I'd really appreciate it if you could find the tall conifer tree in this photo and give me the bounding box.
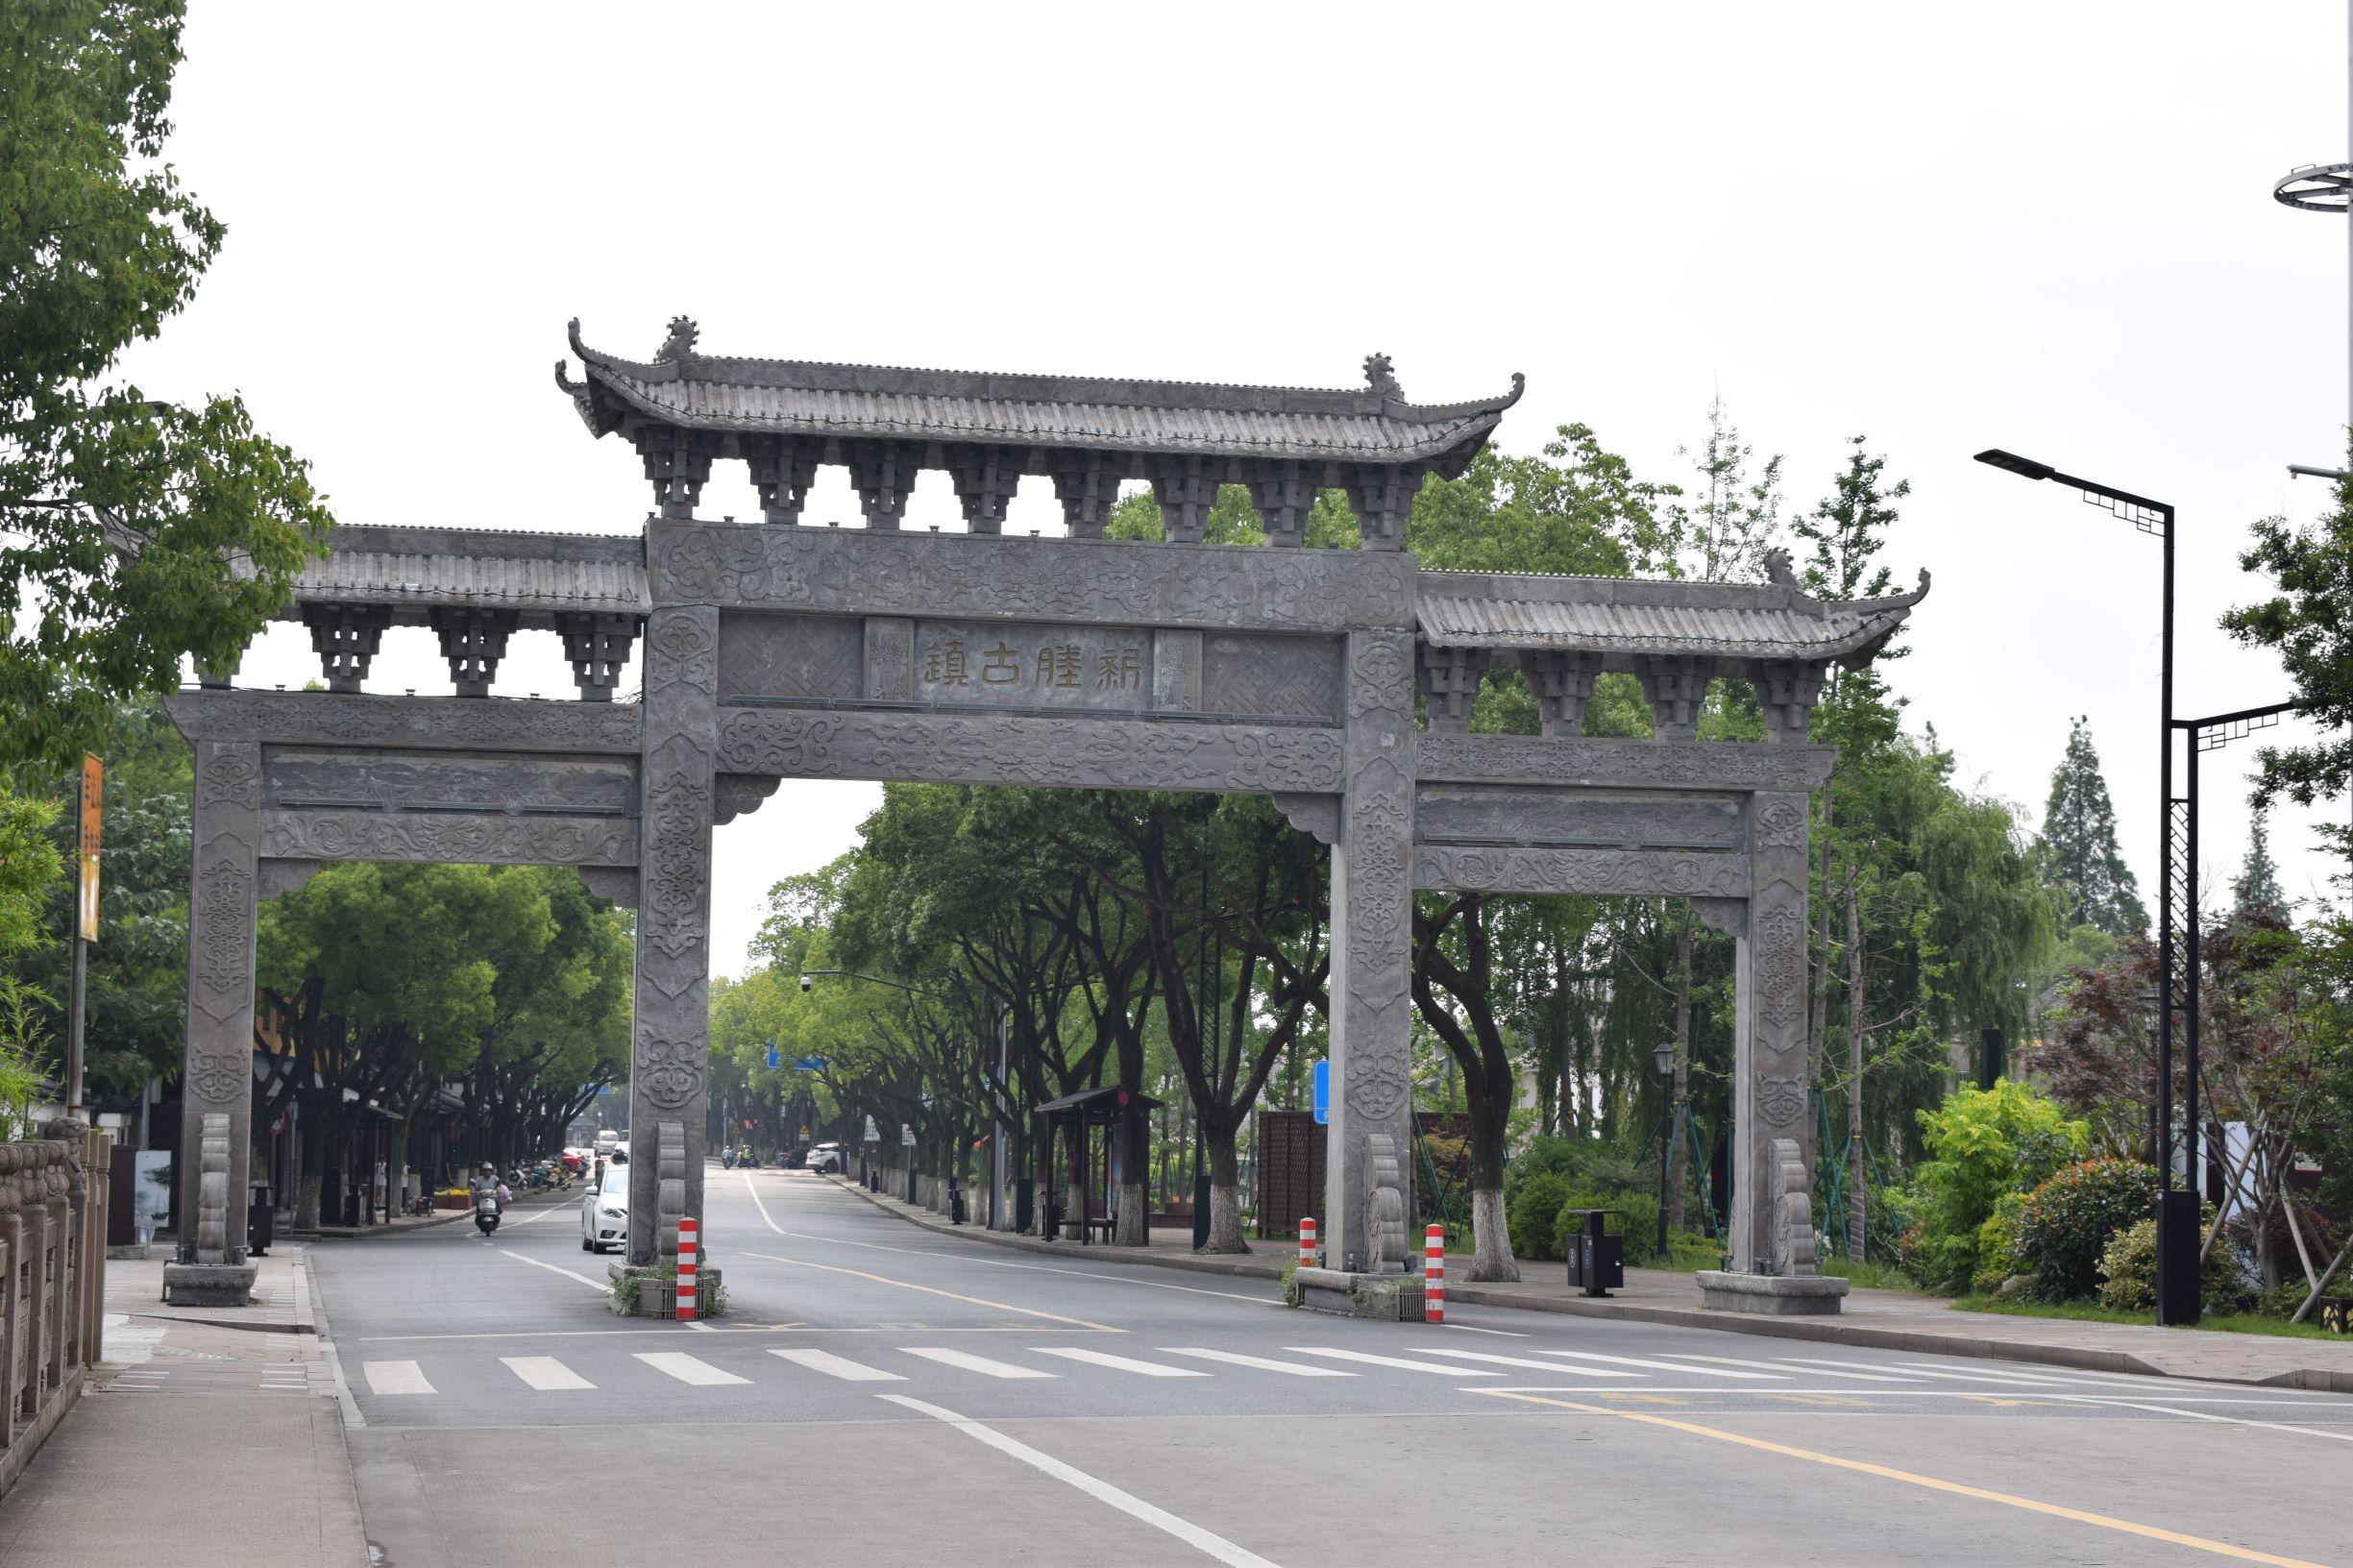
[2042,718,2147,937]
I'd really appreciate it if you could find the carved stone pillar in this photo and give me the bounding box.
[0,1149,16,1443]
[1527,651,1604,738]
[1636,654,1712,742]
[628,605,717,1266]
[302,604,392,694]
[1323,628,1415,1270]
[176,741,258,1273]
[557,612,641,701]
[1731,790,1810,1271]
[430,607,520,698]
[1415,645,1488,733]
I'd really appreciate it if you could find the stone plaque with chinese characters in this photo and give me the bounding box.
[912,621,1153,711]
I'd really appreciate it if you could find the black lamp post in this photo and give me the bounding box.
[1651,1041,1676,1261]
[1973,450,2202,1324]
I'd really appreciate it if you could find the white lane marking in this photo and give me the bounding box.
[1419,1349,1642,1376]
[1673,1354,1923,1383]
[1777,1357,2067,1387]
[362,1360,435,1395]
[495,1249,608,1290]
[1883,1360,2083,1385]
[770,1348,905,1383]
[1895,1361,2154,1388]
[1537,1350,1780,1379]
[1032,1347,1209,1379]
[881,1395,1285,1568]
[2044,1393,2353,1444]
[635,1352,751,1386]
[1287,1346,1497,1376]
[508,1204,569,1224]
[903,1347,1059,1380]
[502,1356,596,1390]
[1436,1321,1528,1336]
[684,1319,716,1333]
[1161,1348,1355,1378]
[741,1174,1274,1307]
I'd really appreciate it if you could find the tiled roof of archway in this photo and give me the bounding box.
[1419,570,1929,664]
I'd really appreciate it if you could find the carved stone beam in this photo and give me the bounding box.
[1051,453,1119,540]
[1416,644,1489,733]
[301,603,392,695]
[429,607,520,698]
[1752,658,1826,744]
[1343,463,1421,552]
[1247,460,1318,548]
[1634,654,1713,742]
[1414,845,1749,897]
[846,439,924,531]
[1151,457,1218,545]
[945,444,1023,536]
[632,425,717,520]
[557,611,642,702]
[744,434,822,526]
[1526,650,1605,739]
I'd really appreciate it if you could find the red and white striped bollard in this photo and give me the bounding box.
[1299,1216,1317,1269]
[1424,1223,1444,1323]
[675,1216,699,1322]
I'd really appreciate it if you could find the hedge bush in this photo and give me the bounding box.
[2095,1215,2248,1313]
[1901,1081,2089,1292]
[1507,1172,1576,1262]
[2015,1159,2159,1301]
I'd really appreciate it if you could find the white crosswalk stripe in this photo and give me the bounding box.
[1537,1350,1779,1379]
[1668,1354,1920,1383]
[1288,1347,1497,1376]
[1032,1347,1207,1379]
[1776,1357,2065,1387]
[362,1360,435,1395]
[902,1347,1058,1380]
[635,1352,750,1386]
[770,1348,904,1383]
[1420,1349,1642,1376]
[1160,1348,1355,1378]
[502,1356,596,1390]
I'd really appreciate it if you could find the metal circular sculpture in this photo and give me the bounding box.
[2274,162,2353,211]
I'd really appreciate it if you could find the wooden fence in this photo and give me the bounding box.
[0,1120,111,1500]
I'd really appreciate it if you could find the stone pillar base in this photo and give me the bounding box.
[1695,1269,1849,1316]
[1293,1265,1424,1321]
[161,1262,257,1308]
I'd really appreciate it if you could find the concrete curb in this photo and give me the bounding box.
[819,1173,2351,1391]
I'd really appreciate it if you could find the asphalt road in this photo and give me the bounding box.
[309,1165,2353,1568]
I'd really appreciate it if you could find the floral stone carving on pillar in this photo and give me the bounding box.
[1323,627,1415,1270]
[177,741,259,1270]
[1732,791,1812,1271]
[627,606,717,1265]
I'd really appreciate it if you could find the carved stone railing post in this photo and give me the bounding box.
[628,604,717,1266]
[1323,628,1415,1270]
[175,741,258,1282]
[0,1148,18,1443]
[41,1146,66,1398]
[1731,791,1810,1271]
[47,1118,86,1370]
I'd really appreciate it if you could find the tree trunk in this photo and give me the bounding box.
[294,1108,329,1231]
[1668,908,1692,1232]
[1466,1108,1520,1283]
[1844,887,1867,1262]
[1115,1109,1147,1245]
[1205,1134,1246,1254]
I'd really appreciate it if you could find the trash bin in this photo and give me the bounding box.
[1564,1209,1623,1297]
[950,1187,966,1225]
[342,1191,361,1228]
[247,1189,275,1257]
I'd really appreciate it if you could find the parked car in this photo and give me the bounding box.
[806,1142,844,1174]
[580,1160,628,1253]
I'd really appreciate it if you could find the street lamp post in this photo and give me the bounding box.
[1973,450,2199,1324]
[1651,1041,1676,1262]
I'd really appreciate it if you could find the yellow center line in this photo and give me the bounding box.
[1476,1390,2333,1568]
[736,1251,1118,1333]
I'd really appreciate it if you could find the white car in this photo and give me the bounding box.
[580,1161,628,1253]
[806,1142,844,1174]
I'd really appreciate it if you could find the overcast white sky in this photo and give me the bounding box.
[124,3,2353,976]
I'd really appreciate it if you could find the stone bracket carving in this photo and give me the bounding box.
[1272,792,1339,845]
[577,866,638,907]
[1692,896,1746,937]
[656,1120,686,1262]
[714,773,781,826]
[556,611,642,701]
[429,607,521,698]
[257,859,324,899]
[195,1114,233,1265]
[302,603,392,694]
[1416,645,1489,733]
[1414,845,1748,897]
[1633,654,1713,743]
[1361,1132,1409,1274]
[1768,1137,1818,1277]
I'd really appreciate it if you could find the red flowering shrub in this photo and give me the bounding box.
[2014,1158,2160,1301]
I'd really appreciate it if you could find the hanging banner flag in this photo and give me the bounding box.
[77,754,102,942]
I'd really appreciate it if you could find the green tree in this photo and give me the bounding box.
[2,0,331,768]
[0,787,62,1132]
[2235,800,2287,919]
[2041,717,2146,939]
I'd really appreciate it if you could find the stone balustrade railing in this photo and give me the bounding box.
[0,1120,111,1499]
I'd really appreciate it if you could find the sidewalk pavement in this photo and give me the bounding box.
[821,1173,2353,1392]
[0,1249,365,1568]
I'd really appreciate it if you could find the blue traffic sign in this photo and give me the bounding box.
[766,1043,779,1069]
[1312,1059,1329,1124]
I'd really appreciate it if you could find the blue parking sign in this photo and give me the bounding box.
[1312,1059,1329,1124]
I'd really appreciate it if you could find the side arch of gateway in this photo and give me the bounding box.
[159,322,1923,1314]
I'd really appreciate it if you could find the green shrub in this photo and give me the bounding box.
[1551,1186,1658,1265]
[1971,1190,2029,1295]
[1900,1080,2089,1292]
[2015,1159,2159,1301]
[2096,1215,2249,1313]
[1507,1172,1575,1262]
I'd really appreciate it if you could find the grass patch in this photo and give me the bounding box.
[1949,1294,2346,1340]
[1821,1256,1921,1291]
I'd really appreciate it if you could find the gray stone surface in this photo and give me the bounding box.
[1291,1265,1426,1321]
[160,1262,257,1307]
[179,742,257,1266]
[1695,1269,1851,1315]
[1734,792,1811,1272]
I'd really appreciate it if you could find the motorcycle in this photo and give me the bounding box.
[721,1148,738,1170]
[473,1189,502,1236]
